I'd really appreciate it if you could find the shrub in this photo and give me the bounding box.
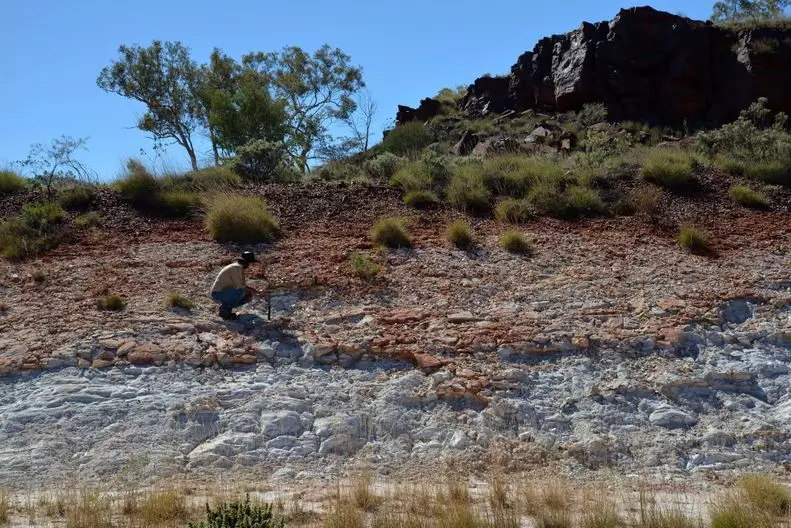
[500,231,532,254]
[0,202,67,260]
[381,121,434,156]
[0,169,27,194]
[206,196,280,244]
[74,212,103,229]
[715,154,746,176]
[390,162,434,192]
[230,139,290,182]
[447,220,474,249]
[745,160,791,185]
[739,474,790,517]
[154,190,203,218]
[165,292,196,310]
[371,218,412,248]
[314,162,363,182]
[348,252,382,280]
[364,152,406,180]
[565,185,606,217]
[494,198,534,223]
[403,190,439,209]
[166,166,241,191]
[0,488,9,524]
[642,149,698,190]
[189,496,283,528]
[139,491,190,526]
[116,159,160,208]
[446,167,491,214]
[479,155,565,197]
[99,294,125,311]
[58,186,96,211]
[729,185,769,208]
[678,226,709,254]
[633,187,663,218]
[576,102,609,126]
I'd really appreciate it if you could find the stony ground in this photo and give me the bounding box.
[0,182,790,488]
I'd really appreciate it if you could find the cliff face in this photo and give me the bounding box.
[397,6,791,127]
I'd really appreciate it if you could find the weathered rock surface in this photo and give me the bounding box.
[397,6,791,127]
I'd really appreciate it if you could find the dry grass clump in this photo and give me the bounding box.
[677,226,710,254]
[0,488,9,525]
[447,220,474,249]
[633,187,663,219]
[404,190,440,209]
[738,474,790,517]
[165,291,196,311]
[494,198,534,223]
[323,497,365,528]
[98,293,125,312]
[0,169,27,195]
[729,185,769,209]
[64,490,112,528]
[500,231,532,255]
[371,218,412,249]
[205,195,280,243]
[139,490,191,526]
[348,252,382,280]
[642,149,698,191]
[352,473,382,512]
[479,155,565,197]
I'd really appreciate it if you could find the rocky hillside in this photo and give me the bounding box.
[397,6,791,127]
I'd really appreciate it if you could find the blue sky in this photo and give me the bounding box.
[2,0,717,179]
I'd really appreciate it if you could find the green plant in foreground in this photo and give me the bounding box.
[446,168,492,214]
[0,202,67,261]
[205,196,280,244]
[165,292,196,311]
[738,474,790,517]
[0,169,27,194]
[729,185,769,208]
[348,252,382,280]
[371,218,412,249]
[188,496,284,528]
[500,231,532,254]
[495,198,534,223]
[403,190,439,209]
[447,220,474,249]
[98,294,125,312]
[58,186,96,211]
[678,226,710,254]
[74,212,103,229]
[642,149,698,190]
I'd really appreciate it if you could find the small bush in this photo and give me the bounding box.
[166,166,241,191]
[678,226,709,254]
[479,155,565,197]
[390,162,434,192]
[165,292,196,311]
[189,496,283,528]
[65,491,113,528]
[348,252,382,280]
[633,187,663,218]
[739,474,790,517]
[58,186,96,211]
[745,160,791,185]
[404,190,439,209]
[446,167,492,214]
[642,149,698,190]
[116,160,160,207]
[566,185,606,217]
[314,162,363,182]
[381,121,434,156]
[139,491,190,526]
[22,202,65,229]
[364,152,406,180]
[206,196,280,243]
[230,139,290,182]
[0,202,67,260]
[371,218,412,249]
[500,231,532,254]
[154,190,203,218]
[576,103,609,126]
[529,180,567,218]
[0,170,27,194]
[447,220,474,249]
[99,294,125,311]
[729,185,769,208]
[74,212,103,229]
[715,154,746,176]
[495,198,535,223]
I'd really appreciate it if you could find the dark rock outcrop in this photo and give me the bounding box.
[396,98,442,125]
[396,6,791,127]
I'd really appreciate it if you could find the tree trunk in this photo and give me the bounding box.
[187,148,198,171]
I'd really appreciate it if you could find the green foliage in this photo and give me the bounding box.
[188,496,284,528]
[348,252,382,280]
[18,136,93,197]
[403,190,439,209]
[495,198,535,223]
[371,218,412,248]
[58,186,96,211]
[116,160,202,216]
[165,292,196,310]
[243,45,364,173]
[447,220,474,249]
[314,161,363,182]
[641,149,698,190]
[99,294,126,311]
[729,185,769,208]
[363,152,406,180]
[0,202,66,260]
[711,0,790,23]
[632,187,664,219]
[152,189,202,218]
[739,474,791,517]
[0,170,27,194]
[98,41,203,170]
[74,212,103,229]
[500,231,532,254]
[478,155,566,197]
[166,166,241,191]
[206,196,280,243]
[528,182,605,220]
[390,162,434,192]
[745,161,791,185]
[381,122,434,156]
[566,185,606,217]
[446,166,492,214]
[576,103,608,127]
[678,226,710,253]
[116,160,161,207]
[231,139,292,182]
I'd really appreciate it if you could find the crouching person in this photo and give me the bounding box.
[211,251,262,320]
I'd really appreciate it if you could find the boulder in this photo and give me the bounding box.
[396,98,442,125]
[453,130,480,156]
[471,136,522,157]
[649,405,697,429]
